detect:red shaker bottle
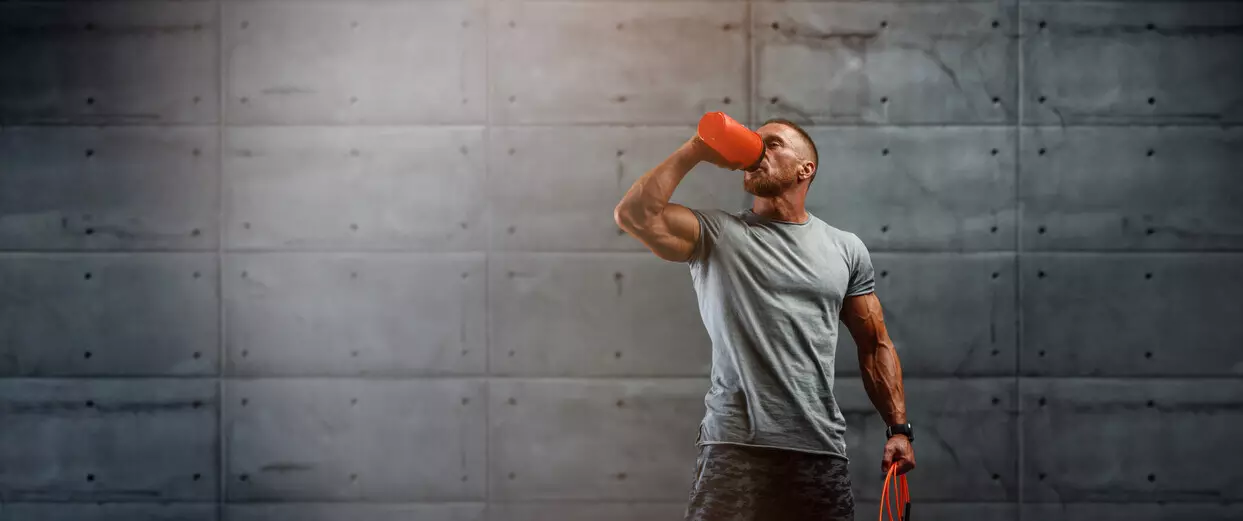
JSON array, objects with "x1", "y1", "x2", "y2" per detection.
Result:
[{"x1": 696, "y1": 112, "x2": 764, "y2": 170}]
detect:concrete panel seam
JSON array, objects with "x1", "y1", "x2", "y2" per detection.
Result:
[
  {"x1": 215, "y1": 0, "x2": 225, "y2": 517},
  {"x1": 746, "y1": 0, "x2": 755, "y2": 129},
  {"x1": 1015, "y1": 0, "x2": 1026, "y2": 517},
  {"x1": 485, "y1": 0, "x2": 494, "y2": 512}
]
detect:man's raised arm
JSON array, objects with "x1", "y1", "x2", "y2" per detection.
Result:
[{"x1": 613, "y1": 136, "x2": 734, "y2": 262}]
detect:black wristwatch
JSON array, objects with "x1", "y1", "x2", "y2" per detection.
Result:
[{"x1": 886, "y1": 423, "x2": 914, "y2": 443}]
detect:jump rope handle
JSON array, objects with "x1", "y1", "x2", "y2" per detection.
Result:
[{"x1": 879, "y1": 463, "x2": 912, "y2": 521}]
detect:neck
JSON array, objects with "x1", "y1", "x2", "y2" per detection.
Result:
[{"x1": 751, "y1": 191, "x2": 808, "y2": 223}]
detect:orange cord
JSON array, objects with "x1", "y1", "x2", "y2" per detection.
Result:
[{"x1": 878, "y1": 463, "x2": 910, "y2": 521}]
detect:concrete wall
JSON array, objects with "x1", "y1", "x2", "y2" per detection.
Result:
[{"x1": 1, "y1": 0, "x2": 1240, "y2": 520}]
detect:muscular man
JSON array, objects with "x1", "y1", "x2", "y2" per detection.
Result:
[{"x1": 613, "y1": 119, "x2": 915, "y2": 520}]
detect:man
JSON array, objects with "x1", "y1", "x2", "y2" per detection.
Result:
[{"x1": 613, "y1": 119, "x2": 915, "y2": 520}]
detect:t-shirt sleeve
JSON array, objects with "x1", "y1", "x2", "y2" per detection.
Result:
[
  {"x1": 845, "y1": 232, "x2": 876, "y2": 297},
  {"x1": 687, "y1": 208, "x2": 728, "y2": 265}
]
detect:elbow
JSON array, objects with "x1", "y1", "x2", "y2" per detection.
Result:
[
  {"x1": 615, "y1": 196, "x2": 669, "y2": 238},
  {"x1": 613, "y1": 202, "x2": 635, "y2": 232},
  {"x1": 614, "y1": 200, "x2": 650, "y2": 233}
]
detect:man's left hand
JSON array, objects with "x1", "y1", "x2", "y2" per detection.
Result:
[{"x1": 881, "y1": 435, "x2": 915, "y2": 475}]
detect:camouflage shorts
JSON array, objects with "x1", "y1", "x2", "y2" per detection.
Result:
[{"x1": 684, "y1": 443, "x2": 855, "y2": 521}]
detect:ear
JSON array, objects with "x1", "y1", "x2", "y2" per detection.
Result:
[{"x1": 799, "y1": 161, "x2": 815, "y2": 181}]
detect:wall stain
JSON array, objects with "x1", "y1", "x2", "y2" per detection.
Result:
[
  {"x1": 260, "y1": 462, "x2": 314, "y2": 473},
  {"x1": 260, "y1": 86, "x2": 316, "y2": 96},
  {"x1": 1053, "y1": 23, "x2": 1243, "y2": 38},
  {"x1": 2, "y1": 399, "x2": 211, "y2": 414},
  {"x1": 3, "y1": 23, "x2": 208, "y2": 37}
]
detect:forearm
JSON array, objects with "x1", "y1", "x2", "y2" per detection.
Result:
[
  {"x1": 847, "y1": 296, "x2": 907, "y2": 426},
  {"x1": 859, "y1": 335, "x2": 907, "y2": 426},
  {"x1": 614, "y1": 140, "x2": 701, "y2": 229}
]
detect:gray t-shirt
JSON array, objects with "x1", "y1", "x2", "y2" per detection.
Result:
[{"x1": 686, "y1": 207, "x2": 876, "y2": 459}]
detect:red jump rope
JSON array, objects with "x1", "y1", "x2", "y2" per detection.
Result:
[{"x1": 879, "y1": 463, "x2": 912, "y2": 521}]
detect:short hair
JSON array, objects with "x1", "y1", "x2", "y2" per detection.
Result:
[{"x1": 762, "y1": 118, "x2": 819, "y2": 182}]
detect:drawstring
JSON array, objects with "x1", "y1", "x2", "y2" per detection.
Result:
[{"x1": 879, "y1": 463, "x2": 911, "y2": 521}]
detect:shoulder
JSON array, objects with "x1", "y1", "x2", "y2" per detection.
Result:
[
  {"x1": 813, "y1": 218, "x2": 869, "y2": 252},
  {"x1": 684, "y1": 207, "x2": 748, "y2": 263},
  {"x1": 689, "y1": 207, "x2": 748, "y2": 234},
  {"x1": 690, "y1": 207, "x2": 746, "y2": 223}
]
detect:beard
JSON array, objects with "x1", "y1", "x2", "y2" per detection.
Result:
[{"x1": 743, "y1": 167, "x2": 797, "y2": 197}]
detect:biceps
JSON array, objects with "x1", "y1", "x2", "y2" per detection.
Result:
[
  {"x1": 842, "y1": 292, "x2": 888, "y2": 346},
  {"x1": 628, "y1": 203, "x2": 701, "y2": 262}
]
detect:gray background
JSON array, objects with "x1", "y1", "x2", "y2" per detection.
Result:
[{"x1": 1, "y1": 0, "x2": 1241, "y2": 520}]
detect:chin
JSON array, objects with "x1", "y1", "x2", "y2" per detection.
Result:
[
  {"x1": 744, "y1": 180, "x2": 783, "y2": 198},
  {"x1": 744, "y1": 172, "x2": 787, "y2": 197}
]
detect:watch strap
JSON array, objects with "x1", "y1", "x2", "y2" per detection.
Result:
[{"x1": 886, "y1": 422, "x2": 914, "y2": 442}]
